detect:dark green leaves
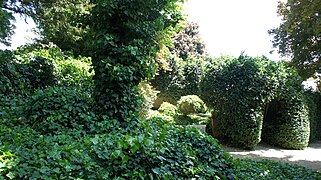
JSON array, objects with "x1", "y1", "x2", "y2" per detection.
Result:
[{"x1": 269, "y1": 0, "x2": 321, "y2": 79}]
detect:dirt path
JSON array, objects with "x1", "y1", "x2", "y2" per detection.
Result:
[{"x1": 223, "y1": 141, "x2": 321, "y2": 172}]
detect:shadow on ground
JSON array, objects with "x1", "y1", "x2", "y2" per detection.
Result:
[{"x1": 223, "y1": 141, "x2": 321, "y2": 172}]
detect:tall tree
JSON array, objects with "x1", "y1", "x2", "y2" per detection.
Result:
[
  {"x1": 84, "y1": 0, "x2": 184, "y2": 125},
  {"x1": 269, "y1": 0, "x2": 321, "y2": 79}
]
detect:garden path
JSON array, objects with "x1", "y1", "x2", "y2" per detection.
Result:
[{"x1": 224, "y1": 141, "x2": 321, "y2": 172}]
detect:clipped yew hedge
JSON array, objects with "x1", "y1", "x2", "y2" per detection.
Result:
[{"x1": 200, "y1": 55, "x2": 310, "y2": 149}]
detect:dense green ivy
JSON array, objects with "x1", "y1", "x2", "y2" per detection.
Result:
[
  {"x1": 0, "y1": 47, "x2": 94, "y2": 96},
  {"x1": 84, "y1": 0, "x2": 184, "y2": 125},
  {"x1": 304, "y1": 91, "x2": 321, "y2": 141},
  {"x1": 0, "y1": 117, "x2": 235, "y2": 179}
]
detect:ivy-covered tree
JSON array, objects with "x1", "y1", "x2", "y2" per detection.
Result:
[
  {"x1": 84, "y1": 0, "x2": 184, "y2": 125},
  {"x1": 269, "y1": 0, "x2": 321, "y2": 79}
]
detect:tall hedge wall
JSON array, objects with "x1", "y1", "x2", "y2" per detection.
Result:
[{"x1": 200, "y1": 55, "x2": 311, "y2": 149}]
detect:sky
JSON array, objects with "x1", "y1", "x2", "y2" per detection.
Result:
[
  {"x1": 184, "y1": 0, "x2": 284, "y2": 60},
  {"x1": 0, "y1": 14, "x2": 37, "y2": 50},
  {"x1": 1, "y1": 0, "x2": 283, "y2": 61}
]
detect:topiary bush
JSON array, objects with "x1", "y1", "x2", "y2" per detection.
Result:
[
  {"x1": 158, "y1": 102, "x2": 178, "y2": 117},
  {"x1": 201, "y1": 55, "x2": 310, "y2": 149},
  {"x1": 261, "y1": 66, "x2": 310, "y2": 149},
  {"x1": 177, "y1": 95, "x2": 207, "y2": 115},
  {"x1": 200, "y1": 55, "x2": 277, "y2": 149},
  {"x1": 262, "y1": 96, "x2": 310, "y2": 149}
]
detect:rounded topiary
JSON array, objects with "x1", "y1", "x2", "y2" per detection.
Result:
[
  {"x1": 158, "y1": 102, "x2": 178, "y2": 117},
  {"x1": 177, "y1": 95, "x2": 207, "y2": 115}
]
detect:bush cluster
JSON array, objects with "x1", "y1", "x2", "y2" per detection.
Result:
[
  {"x1": 0, "y1": 48, "x2": 94, "y2": 96},
  {"x1": 1, "y1": 46, "x2": 236, "y2": 179},
  {"x1": 150, "y1": 96, "x2": 209, "y2": 125}
]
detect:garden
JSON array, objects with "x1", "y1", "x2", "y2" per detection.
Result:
[{"x1": 1, "y1": 0, "x2": 321, "y2": 179}]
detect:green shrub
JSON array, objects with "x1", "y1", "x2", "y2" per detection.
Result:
[
  {"x1": 200, "y1": 55, "x2": 276, "y2": 149},
  {"x1": 138, "y1": 81, "x2": 159, "y2": 117},
  {"x1": 16, "y1": 47, "x2": 94, "y2": 89},
  {"x1": 261, "y1": 66, "x2": 310, "y2": 149},
  {"x1": 262, "y1": 97, "x2": 310, "y2": 149},
  {"x1": 0, "y1": 47, "x2": 94, "y2": 96},
  {"x1": 177, "y1": 95, "x2": 207, "y2": 115},
  {"x1": 158, "y1": 102, "x2": 178, "y2": 117},
  {"x1": 0, "y1": 50, "x2": 32, "y2": 95},
  {"x1": 201, "y1": 55, "x2": 310, "y2": 149},
  {"x1": 148, "y1": 110, "x2": 175, "y2": 124},
  {"x1": 23, "y1": 86, "x2": 96, "y2": 135}
]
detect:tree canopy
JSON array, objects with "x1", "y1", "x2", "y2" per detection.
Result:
[
  {"x1": 0, "y1": 0, "x2": 92, "y2": 53},
  {"x1": 269, "y1": 0, "x2": 321, "y2": 79}
]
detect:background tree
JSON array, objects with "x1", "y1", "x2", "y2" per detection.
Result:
[
  {"x1": 0, "y1": 0, "x2": 91, "y2": 54},
  {"x1": 170, "y1": 21, "x2": 207, "y2": 60},
  {"x1": 151, "y1": 21, "x2": 206, "y2": 108},
  {"x1": 269, "y1": 0, "x2": 321, "y2": 79}
]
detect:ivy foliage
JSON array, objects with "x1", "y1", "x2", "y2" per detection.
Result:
[
  {"x1": 0, "y1": 47, "x2": 93, "y2": 97},
  {"x1": 84, "y1": 0, "x2": 185, "y2": 124},
  {"x1": 200, "y1": 55, "x2": 310, "y2": 149},
  {"x1": 0, "y1": 114, "x2": 235, "y2": 179}
]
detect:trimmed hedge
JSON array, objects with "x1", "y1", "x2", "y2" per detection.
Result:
[
  {"x1": 262, "y1": 95, "x2": 310, "y2": 149},
  {"x1": 200, "y1": 55, "x2": 310, "y2": 149},
  {"x1": 304, "y1": 90, "x2": 321, "y2": 141}
]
